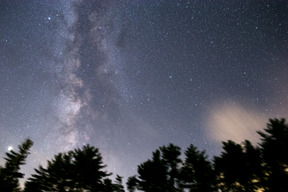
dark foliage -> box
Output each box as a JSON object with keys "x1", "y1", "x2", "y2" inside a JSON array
[
  {"x1": 126, "y1": 176, "x2": 138, "y2": 192},
  {"x1": 181, "y1": 144, "x2": 216, "y2": 192},
  {"x1": 1, "y1": 118, "x2": 288, "y2": 192},
  {"x1": 24, "y1": 145, "x2": 123, "y2": 192},
  {"x1": 128, "y1": 118, "x2": 288, "y2": 192},
  {"x1": 127, "y1": 144, "x2": 183, "y2": 192},
  {"x1": 0, "y1": 139, "x2": 33, "y2": 192},
  {"x1": 257, "y1": 118, "x2": 288, "y2": 191},
  {"x1": 127, "y1": 143, "x2": 215, "y2": 192},
  {"x1": 214, "y1": 140, "x2": 263, "y2": 191}
]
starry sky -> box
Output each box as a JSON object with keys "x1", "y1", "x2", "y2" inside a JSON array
[{"x1": 0, "y1": 0, "x2": 288, "y2": 184}]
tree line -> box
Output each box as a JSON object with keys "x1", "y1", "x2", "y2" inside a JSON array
[{"x1": 1, "y1": 118, "x2": 288, "y2": 191}]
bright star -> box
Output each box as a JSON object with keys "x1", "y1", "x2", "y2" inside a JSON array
[{"x1": 8, "y1": 146, "x2": 13, "y2": 151}]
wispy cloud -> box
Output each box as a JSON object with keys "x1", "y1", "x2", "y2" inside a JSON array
[{"x1": 206, "y1": 101, "x2": 268, "y2": 144}]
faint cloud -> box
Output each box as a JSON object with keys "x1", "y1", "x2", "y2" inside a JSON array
[{"x1": 206, "y1": 102, "x2": 267, "y2": 144}]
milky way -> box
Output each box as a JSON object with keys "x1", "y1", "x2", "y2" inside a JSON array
[{"x1": 0, "y1": 0, "x2": 288, "y2": 185}]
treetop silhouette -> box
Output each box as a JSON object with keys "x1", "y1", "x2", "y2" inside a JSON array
[
  {"x1": 0, "y1": 139, "x2": 33, "y2": 192},
  {"x1": 1, "y1": 118, "x2": 288, "y2": 192}
]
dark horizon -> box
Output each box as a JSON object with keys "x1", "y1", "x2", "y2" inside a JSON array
[{"x1": 2, "y1": 118, "x2": 288, "y2": 191}]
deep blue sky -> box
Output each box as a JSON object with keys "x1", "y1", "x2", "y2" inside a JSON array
[{"x1": 0, "y1": 0, "x2": 287, "y2": 184}]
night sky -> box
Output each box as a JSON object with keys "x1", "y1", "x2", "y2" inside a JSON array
[{"x1": 1, "y1": 0, "x2": 288, "y2": 185}]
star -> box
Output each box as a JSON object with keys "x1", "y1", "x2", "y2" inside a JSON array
[{"x1": 7, "y1": 146, "x2": 13, "y2": 151}]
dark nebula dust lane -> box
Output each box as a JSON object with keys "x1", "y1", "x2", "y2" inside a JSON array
[{"x1": 0, "y1": 0, "x2": 287, "y2": 183}]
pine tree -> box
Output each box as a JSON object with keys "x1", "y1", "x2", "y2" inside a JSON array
[
  {"x1": 0, "y1": 139, "x2": 33, "y2": 192},
  {"x1": 24, "y1": 145, "x2": 113, "y2": 191},
  {"x1": 181, "y1": 144, "x2": 216, "y2": 192},
  {"x1": 257, "y1": 118, "x2": 288, "y2": 191}
]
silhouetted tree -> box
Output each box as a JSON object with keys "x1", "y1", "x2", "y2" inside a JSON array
[
  {"x1": 114, "y1": 175, "x2": 125, "y2": 192},
  {"x1": 0, "y1": 139, "x2": 33, "y2": 192},
  {"x1": 181, "y1": 144, "x2": 216, "y2": 192},
  {"x1": 127, "y1": 144, "x2": 183, "y2": 192},
  {"x1": 103, "y1": 176, "x2": 125, "y2": 192},
  {"x1": 257, "y1": 118, "x2": 288, "y2": 191},
  {"x1": 24, "y1": 145, "x2": 116, "y2": 192},
  {"x1": 4, "y1": 118, "x2": 287, "y2": 192},
  {"x1": 214, "y1": 140, "x2": 263, "y2": 192},
  {"x1": 104, "y1": 175, "x2": 125, "y2": 192},
  {"x1": 242, "y1": 140, "x2": 264, "y2": 190},
  {"x1": 137, "y1": 149, "x2": 168, "y2": 192},
  {"x1": 160, "y1": 144, "x2": 182, "y2": 191},
  {"x1": 127, "y1": 176, "x2": 138, "y2": 192}
]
